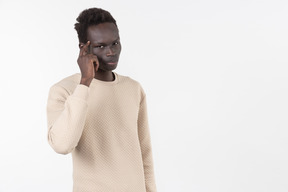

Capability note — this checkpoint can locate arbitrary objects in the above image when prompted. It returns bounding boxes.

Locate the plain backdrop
[0,0,287,191]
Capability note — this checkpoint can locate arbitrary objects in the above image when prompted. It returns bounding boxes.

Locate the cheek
[117,45,122,54]
[97,56,105,64]
[92,50,103,58]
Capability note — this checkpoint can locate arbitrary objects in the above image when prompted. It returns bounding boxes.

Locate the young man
[46,8,157,192]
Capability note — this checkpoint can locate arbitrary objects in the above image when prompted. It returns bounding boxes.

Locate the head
[74,8,121,71]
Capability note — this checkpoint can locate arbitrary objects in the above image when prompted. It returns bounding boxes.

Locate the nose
[106,46,116,56]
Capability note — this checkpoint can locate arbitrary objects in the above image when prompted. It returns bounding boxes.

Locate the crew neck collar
[76,72,119,86]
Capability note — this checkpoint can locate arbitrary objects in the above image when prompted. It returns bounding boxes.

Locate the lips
[106,60,118,65]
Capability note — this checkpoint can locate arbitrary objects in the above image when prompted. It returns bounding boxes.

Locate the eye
[113,41,120,46]
[94,45,105,49]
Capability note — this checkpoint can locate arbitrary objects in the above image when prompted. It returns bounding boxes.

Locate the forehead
[87,23,119,44]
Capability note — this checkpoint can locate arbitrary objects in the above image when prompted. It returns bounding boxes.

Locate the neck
[94,70,114,81]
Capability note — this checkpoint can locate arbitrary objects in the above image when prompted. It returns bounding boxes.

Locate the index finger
[79,41,90,56]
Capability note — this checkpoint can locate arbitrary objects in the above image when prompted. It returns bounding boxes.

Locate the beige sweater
[47,73,157,192]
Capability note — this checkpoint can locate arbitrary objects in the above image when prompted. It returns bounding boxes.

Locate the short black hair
[74,8,117,43]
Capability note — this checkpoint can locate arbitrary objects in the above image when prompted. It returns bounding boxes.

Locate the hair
[74,8,117,43]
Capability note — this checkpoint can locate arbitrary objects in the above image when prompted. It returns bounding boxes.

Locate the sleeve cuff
[71,84,89,100]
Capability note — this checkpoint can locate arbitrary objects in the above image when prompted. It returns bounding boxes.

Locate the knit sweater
[46,73,157,192]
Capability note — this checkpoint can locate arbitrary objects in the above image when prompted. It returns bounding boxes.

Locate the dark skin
[77,22,121,86]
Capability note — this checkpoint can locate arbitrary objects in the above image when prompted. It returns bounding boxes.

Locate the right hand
[77,41,99,86]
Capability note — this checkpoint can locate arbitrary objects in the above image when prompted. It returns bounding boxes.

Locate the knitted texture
[47,73,157,192]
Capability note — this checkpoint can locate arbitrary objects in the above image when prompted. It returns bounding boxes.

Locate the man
[46,8,157,192]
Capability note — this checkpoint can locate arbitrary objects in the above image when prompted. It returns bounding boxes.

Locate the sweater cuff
[71,84,89,100]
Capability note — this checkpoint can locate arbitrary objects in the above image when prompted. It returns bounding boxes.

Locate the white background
[0,0,287,191]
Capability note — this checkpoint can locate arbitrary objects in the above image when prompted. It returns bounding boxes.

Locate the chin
[101,64,118,71]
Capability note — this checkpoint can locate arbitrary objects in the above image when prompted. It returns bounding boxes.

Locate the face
[86,23,121,72]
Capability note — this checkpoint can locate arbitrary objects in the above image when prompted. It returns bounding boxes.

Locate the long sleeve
[46,84,89,154]
[137,95,157,192]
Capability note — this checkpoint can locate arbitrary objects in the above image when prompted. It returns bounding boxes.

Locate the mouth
[107,61,118,65]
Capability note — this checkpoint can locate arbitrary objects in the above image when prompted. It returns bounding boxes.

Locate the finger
[78,43,85,56]
[83,41,90,54]
[79,41,90,56]
[92,56,100,71]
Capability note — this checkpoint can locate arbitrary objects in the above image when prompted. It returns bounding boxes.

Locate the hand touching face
[77,41,99,86]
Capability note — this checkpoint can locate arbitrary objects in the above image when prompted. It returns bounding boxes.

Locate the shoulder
[49,73,81,96]
[117,73,140,86]
[117,73,146,97]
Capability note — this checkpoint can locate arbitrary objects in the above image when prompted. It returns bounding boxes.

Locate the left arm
[138,95,157,192]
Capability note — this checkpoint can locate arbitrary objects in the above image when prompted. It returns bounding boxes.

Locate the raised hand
[77,41,99,86]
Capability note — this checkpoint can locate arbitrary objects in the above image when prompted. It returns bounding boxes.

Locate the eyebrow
[93,37,120,45]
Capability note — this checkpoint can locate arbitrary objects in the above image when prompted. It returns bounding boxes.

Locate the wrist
[80,77,93,87]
